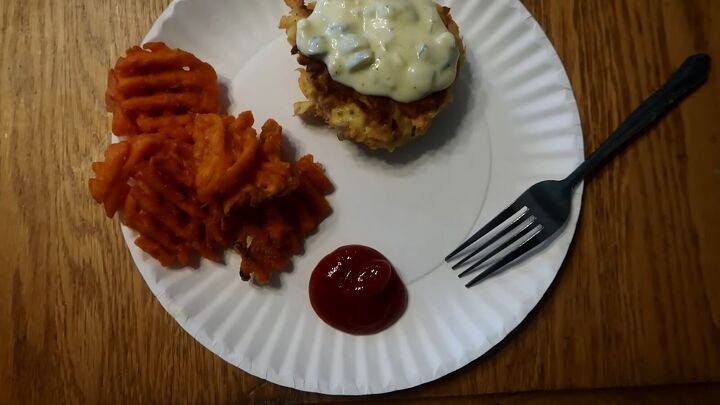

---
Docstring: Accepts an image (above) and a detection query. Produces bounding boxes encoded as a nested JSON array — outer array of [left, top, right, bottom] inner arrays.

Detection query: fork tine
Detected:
[[465, 227, 544, 288], [445, 205, 526, 261], [451, 211, 532, 269], [458, 219, 537, 278]]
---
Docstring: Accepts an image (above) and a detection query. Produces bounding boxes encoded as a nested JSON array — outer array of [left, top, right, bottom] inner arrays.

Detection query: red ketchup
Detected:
[[309, 245, 407, 335]]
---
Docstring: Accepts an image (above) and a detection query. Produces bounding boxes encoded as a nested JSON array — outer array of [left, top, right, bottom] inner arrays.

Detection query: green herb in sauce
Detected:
[[296, 0, 460, 103]]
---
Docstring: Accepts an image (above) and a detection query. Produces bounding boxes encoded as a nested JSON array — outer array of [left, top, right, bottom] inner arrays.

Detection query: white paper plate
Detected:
[[122, 0, 584, 395]]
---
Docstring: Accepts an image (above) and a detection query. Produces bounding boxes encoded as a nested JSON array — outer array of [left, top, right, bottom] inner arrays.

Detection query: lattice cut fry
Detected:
[[88, 134, 164, 217], [296, 155, 334, 195], [89, 142, 129, 203], [127, 158, 219, 265], [93, 43, 334, 284], [136, 115, 195, 142], [193, 112, 263, 203], [220, 118, 300, 213], [106, 42, 219, 136], [259, 119, 284, 160], [235, 153, 333, 284]]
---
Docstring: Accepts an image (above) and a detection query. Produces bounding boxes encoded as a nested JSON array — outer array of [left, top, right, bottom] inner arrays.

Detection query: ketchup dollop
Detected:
[[309, 245, 407, 335]]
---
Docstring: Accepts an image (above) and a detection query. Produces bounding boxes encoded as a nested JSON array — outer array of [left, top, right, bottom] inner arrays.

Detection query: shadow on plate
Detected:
[[260, 260, 296, 290], [355, 58, 482, 166], [218, 75, 232, 113], [385, 217, 584, 398]]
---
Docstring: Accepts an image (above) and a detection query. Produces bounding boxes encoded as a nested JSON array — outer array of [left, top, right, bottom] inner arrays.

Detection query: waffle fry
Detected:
[[91, 43, 333, 284], [221, 120, 299, 212], [193, 112, 260, 203], [89, 134, 164, 217], [236, 155, 333, 283], [106, 42, 219, 136]]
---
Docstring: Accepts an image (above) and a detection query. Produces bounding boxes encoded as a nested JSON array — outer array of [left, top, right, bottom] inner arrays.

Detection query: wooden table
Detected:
[[2, 0, 719, 403]]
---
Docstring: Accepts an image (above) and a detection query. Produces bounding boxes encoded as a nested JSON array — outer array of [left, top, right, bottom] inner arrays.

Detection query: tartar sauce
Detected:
[[296, 0, 460, 103]]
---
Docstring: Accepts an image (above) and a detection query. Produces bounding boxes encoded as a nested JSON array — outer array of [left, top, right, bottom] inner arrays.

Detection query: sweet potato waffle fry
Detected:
[[193, 112, 260, 203], [106, 42, 219, 137], [91, 43, 333, 284], [234, 154, 333, 284]]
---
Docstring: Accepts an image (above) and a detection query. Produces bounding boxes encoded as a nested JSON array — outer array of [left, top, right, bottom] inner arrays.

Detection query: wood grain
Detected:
[[1, 0, 719, 403]]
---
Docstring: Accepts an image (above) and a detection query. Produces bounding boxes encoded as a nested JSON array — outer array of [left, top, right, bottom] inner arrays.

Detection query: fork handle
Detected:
[[564, 54, 711, 188]]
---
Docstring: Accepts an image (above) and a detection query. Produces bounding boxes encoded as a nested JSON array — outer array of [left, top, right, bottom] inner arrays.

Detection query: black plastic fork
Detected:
[[446, 54, 711, 288]]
